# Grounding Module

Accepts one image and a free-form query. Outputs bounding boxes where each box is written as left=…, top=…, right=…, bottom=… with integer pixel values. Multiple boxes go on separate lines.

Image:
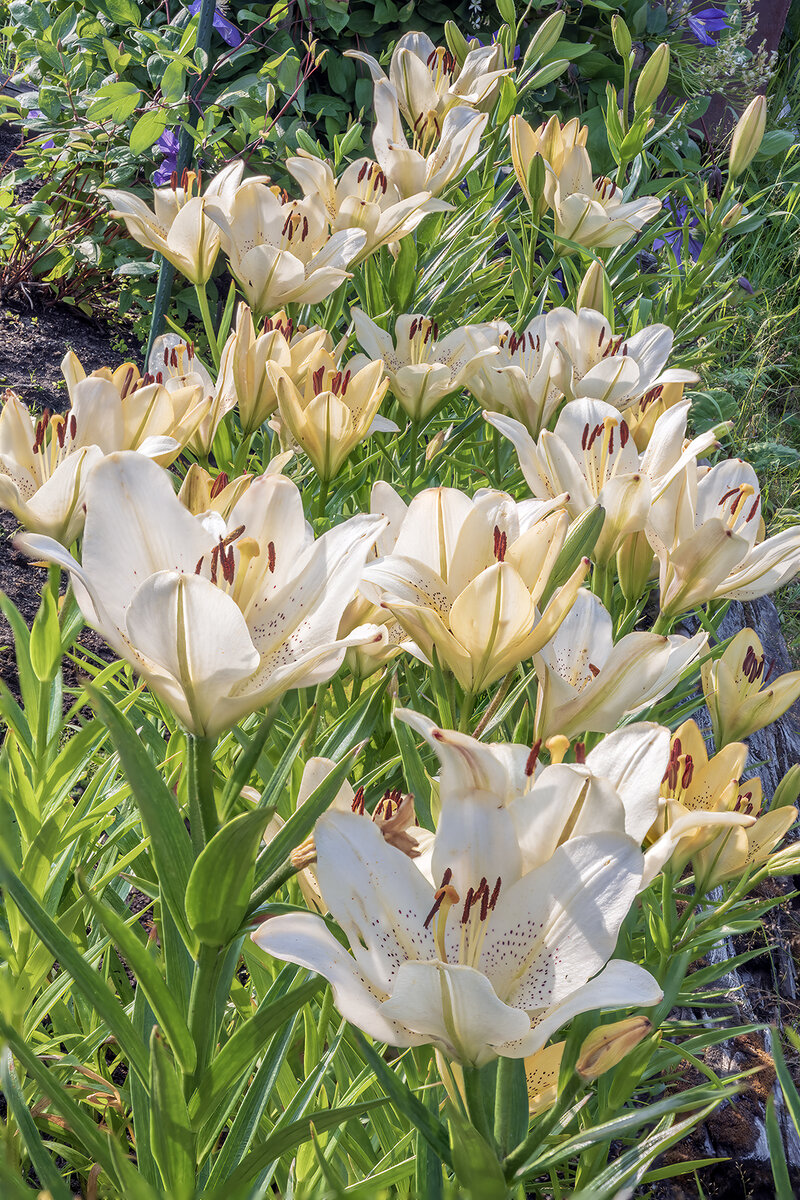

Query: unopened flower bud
left=634, top=44, right=670, bottom=114
left=704, top=197, right=714, bottom=217
left=772, top=763, right=800, bottom=812
left=576, top=1016, right=652, bottom=1080
left=523, top=10, right=566, bottom=69
left=576, top=260, right=607, bottom=313
left=729, top=95, right=766, bottom=179
left=497, top=0, right=516, bottom=26
left=611, top=16, right=632, bottom=60
left=720, top=202, right=744, bottom=230
left=425, top=427, right=449, bottom=462
left=444, top=21, right=470, bottom=68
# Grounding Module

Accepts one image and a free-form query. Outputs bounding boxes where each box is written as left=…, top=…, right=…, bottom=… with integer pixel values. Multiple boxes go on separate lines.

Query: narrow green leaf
left=149, top=1029, right=195, bottom=1198
left=86, top=684, right=195, bottom=951
left=0, top=863, right=149, bottom=1084
left=350, top=1030, right=452, bottom=1167
left=186, top=806, right=275, bottom=945
left=767, top=1094, right=794, bottom=1200
left=189, top=977, right=320, bottom=1127
left=773, top=1033, right=800, bottom=1136
left=392, top=710, right=434, bottom=829
left=0, top=1046, right=72, bottom=1200
left=214, top=1100, right=388, bottom=1193
left=79, top=877, right=196, bottom=1074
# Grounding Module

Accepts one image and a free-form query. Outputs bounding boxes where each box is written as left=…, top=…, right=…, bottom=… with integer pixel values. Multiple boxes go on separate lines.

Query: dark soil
left=0, top=116, right=142, bottom=693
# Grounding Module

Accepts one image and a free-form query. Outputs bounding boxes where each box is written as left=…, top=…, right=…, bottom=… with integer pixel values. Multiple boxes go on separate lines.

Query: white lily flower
left=362, top=486, right=588, bottom=693
left=532, top=589, right=707, bottom=739
left=100, top=161, right=248, bottom=286
left=648, top=457, right=800, bottom=616
left=546, top=308, right=698, bottom=409
left=464, top=316, right=561, bottom=436
left=255, top=808, right=661, bottom=1067
left=205, top=181, right=366, bottom=317
left=227, top=303, right=332, bottom=436
left=147, top=333, right=236, bottom=458
left=397, top=709, right=749, bottom=896
left=372, top=80, right=487, bottom=198
left=487, top=397, right=720, bottom=563
left=543, top=147, right=661, bottom=250
left=348, top=33, right=509, bottom=131
left=350, top=309, right=493, bottom=422
left=0, top=389, right=103, bottom=544
left=268, top=350, right=394, bottom=483
left=286, top=151, right=445, bottom=263
left=16, top=453, right=385, bottom=736
left=510, top=114, right=588, bottom=212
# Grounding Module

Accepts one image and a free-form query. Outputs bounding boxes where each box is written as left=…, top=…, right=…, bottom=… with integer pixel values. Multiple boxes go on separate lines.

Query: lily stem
left=188, top=734, right=217, bottom=854
left=462, top=1063, right=496, bottom=1149
left=407, top=418, right=419, bottom=491
left=195, top=282, right=220, bottom=372
left=316, top=477, right=330, bottom=522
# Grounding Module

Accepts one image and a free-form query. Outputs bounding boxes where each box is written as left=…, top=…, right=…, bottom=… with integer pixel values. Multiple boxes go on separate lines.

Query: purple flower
left=152, top=129, right=180, bottom=186
left=25, top=109, right=55, bottom=150
left=652, top=197, right=703, bottom=267
left=685, top=6, right=729, bottom=47
left=188, top=0, right=242, bottom=48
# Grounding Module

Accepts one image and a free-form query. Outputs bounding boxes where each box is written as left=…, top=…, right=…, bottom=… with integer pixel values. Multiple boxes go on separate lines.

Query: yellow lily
left=701, top=628, right=800, bottom=747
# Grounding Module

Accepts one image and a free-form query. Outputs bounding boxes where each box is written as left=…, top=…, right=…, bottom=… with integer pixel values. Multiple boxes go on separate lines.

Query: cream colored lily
left=372, top=79, right=487, bottom=198
left=348, top=32, right=509, bottom=131
left=177, top=464, right=254, bottom=519
left=546, top=307, right=698, bottom=409
left=701, top=628, right=800, bottom=748
left=350, top=308, right=492, bottom=422
left=100, top=161, right=247, bottom=286
left=532, top=589, right=707, bottom=740
left=0, top=389, right=103, bottom=544
left=487, top=396, right=718, bottom=564
left=543, top=146, right=661, bottom=249
left=205, top=181, right=366, bottom=316
left=362, top=486, right=588, bottom=693
left=147, top=333, right=236, bottom=458
left=652, top=720, right=792, bottom=888
left=255, top=808, right=661, bottom=1067
left=464, top=316, right=560, bottom=436
left=227, top=303, right=331, bottom=436
left=269, top=351, right=394, bottom=483
left=286, top=150, right=445, bottom=264
left=61, top=349, right=198, bottom=466
left=623, top=380, right=691, bottom=451
left=647, top=457, right=800, bottom=617
left=16, top=453, right=386, bottom=736
left=510, top=114, right=588, bottom=211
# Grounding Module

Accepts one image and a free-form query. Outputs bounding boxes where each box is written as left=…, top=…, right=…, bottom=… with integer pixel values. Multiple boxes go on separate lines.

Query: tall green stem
left=462, top=1063, right=495, bottom=1148
left=407, top=418, right=419, bottom=491
left=187, top=734, right=217, bottom=854
left=195, top=283, right=220, bottom=372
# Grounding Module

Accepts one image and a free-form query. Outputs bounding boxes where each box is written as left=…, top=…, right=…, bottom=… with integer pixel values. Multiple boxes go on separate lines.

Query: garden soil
left=0, top=118, right=138, bottom=693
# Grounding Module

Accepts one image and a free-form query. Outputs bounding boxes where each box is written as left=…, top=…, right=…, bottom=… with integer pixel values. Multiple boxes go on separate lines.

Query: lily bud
left=633, top=43, right=670, bottom=114
left=720, top=202, right=744, bottom=230
left=444, top=20, right=470, bottom=68
left=729, top=95, right=766, bottom=178
left=611, top=16, right=632, bottom=60
left=523, top=10, right=566, bottom=70
left=617, top=528, right=655, bottom=605
left=576, top=260, right=608, bottom=313
left=576, top=1016, right=652, bottom=1080
left=497, top=0, right=516, bottom=26
left=771, top=763, right=800, bottom=812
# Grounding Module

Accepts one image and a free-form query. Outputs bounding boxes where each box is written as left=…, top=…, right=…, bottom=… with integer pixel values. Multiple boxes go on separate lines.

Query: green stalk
left=185, top=941, right=225, bottom=1093
left=652, top=611, right=674, bottom=636
left=407, top=417, right=420, bottom=491
left=195, top=283, right=220, bottom=372
left=187, top=734, right=217, bottom=854
left=462, top=1063, right=496, bottom=1148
